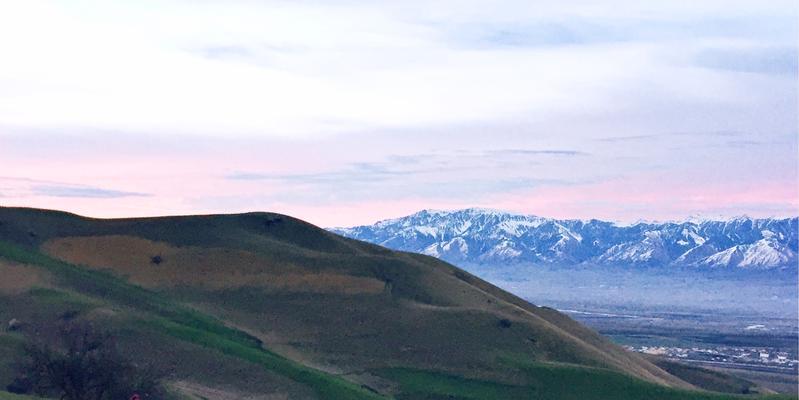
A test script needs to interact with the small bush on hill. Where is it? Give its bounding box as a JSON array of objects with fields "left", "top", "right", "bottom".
[{"left": 8, "top": 322, "right": 167, "bottom": 400}]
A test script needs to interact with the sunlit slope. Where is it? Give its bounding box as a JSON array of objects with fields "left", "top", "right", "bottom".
[{"left": 4, "top": 207, "right": 787, "bottom": 399}]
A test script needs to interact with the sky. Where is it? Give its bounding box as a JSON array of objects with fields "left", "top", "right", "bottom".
[{"left": 1, "top": 0, "right": 797, "bottom": 227}]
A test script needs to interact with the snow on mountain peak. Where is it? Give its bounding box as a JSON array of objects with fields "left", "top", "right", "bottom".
[{"left": 330, "top": 209, "right": 798, "bottom": 270}]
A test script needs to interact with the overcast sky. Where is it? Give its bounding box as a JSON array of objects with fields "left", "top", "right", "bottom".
[{"left": 1, "top": 1, "right": 797, "bottom": 226}]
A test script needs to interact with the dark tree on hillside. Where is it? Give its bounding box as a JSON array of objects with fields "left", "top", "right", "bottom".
[{"left": 8, "top": 322, "right": 166, "bottom": 400}]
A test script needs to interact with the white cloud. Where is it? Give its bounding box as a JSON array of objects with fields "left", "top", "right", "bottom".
[{"left": 0, "top": 1, "right": 794, "bottom": 138}]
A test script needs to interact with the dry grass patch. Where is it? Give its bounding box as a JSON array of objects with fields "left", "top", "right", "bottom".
[
  {"left": 172, "top": 381, "right": 292, "bottom": 400},
  {"left": 42, "top": 235, "right": 384, "bottom": 294},
  {"left": 0, "top": 260, "right": 50, "bottom": 294}
]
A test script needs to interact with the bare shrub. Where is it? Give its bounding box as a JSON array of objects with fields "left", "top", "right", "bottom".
[{"left": 8, "top": 322, "right": 166, "bottom": 400}]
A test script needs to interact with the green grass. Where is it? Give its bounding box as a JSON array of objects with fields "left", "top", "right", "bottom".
[
  {"left": 26, "top": 287, "right": 100, "bottom": 308},
  {"left": 0, "top": 334, "right": 26, "bottom": 395},
  {"left": 652, "top": 358, "right": 757, "bottom": 394},
  {"left": 0, "top": 241, "right": 259, "bottom": 346},
  {"left": 376, "top": 364, "right": 797, "bottom": 400},
  {"left": 0, "top": 392, "right": 44, "bottom": 400},
  {"left": 144, "top": 317, "right": 382, "bottom": 400},
  {"left": 0, "top": 241, "right": 384, "bottom": 400},
  {"left": 377, "top": 368, "right": 527, "bottom": 399}
]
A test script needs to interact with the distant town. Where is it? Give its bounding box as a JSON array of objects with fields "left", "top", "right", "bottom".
[{"left": 627, "top": 345, "right": 798, "bottom": 373}]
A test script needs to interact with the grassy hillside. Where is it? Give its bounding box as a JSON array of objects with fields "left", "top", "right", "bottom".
[
  {"left": 648, "top": 357, "right": 762, "bottom": 395},
  {"left": 0, "top": 207, "right": 793, "bottom": 400},
  {"left": 0, "top": 393, "right": 43, "bottom": 400}
]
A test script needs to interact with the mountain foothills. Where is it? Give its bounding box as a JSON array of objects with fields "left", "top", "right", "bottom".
[
  {"left": 332, "top": 209, "right": 799, "bottom": 269},
  {"left": 0, "top": 207, "right": 790, "bottom": 399}
]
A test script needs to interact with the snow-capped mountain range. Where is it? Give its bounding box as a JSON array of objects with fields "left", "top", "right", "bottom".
[{"left": 331, "top": 208, "right": 799, "bottom": 270}]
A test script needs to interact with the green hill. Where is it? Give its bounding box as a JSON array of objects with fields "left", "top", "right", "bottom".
[{"left": 0, "top": 207, "right": 792, "bottom": 399}]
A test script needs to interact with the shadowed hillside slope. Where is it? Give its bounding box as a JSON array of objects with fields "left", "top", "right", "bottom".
[{"left": 0, "top": 207, "right": 790, "bottom": 400}]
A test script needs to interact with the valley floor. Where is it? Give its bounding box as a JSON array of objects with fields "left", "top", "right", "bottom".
[
  {"left": 561, "top": 307, "right": 798, "bottom": 395},
  {"left": 464, "top": 264, "right": 799, "bottom": 395}
]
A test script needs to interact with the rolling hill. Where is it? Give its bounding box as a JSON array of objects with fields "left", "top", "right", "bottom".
[{"left": 0, "top": 207, "right": 791, "bottom": 399}]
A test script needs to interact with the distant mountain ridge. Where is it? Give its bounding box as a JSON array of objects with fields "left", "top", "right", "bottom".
[{"left": 330, "top": 208, "right": 799, "bottom": 269}]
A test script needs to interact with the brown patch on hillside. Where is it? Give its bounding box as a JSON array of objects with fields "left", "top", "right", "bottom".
[
  {"left": 172, "top": 381, "right": 290, "bottom": 400},
  {"left": 42, "top": 235, "right": 177, "bottom": 271},
  {"left": 0, "top": 260, "right": 50, "bottom": 294},
  {"left": 41, "top": 235, "right": 383, "bottom": 294}
]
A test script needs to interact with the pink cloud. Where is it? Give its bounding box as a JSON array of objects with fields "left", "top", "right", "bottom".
[
  {"left": 488, "top": 172, "right": 799, "bottom": 222},
  {"left": 2, "top": 133, "right": 796, "bottom": 227}
]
